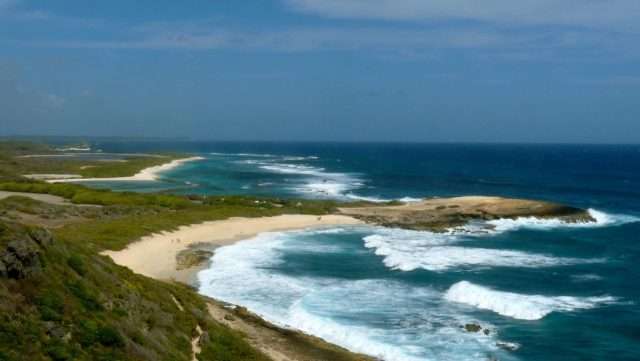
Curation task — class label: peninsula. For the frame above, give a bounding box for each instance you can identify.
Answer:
[339,195,594,231]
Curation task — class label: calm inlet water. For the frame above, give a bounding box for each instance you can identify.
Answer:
[90,142,640,361]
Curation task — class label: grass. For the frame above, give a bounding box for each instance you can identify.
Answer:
[0,181,194,208]
[0,192,368,361]
[54,197,337,251]
[0,220,270,361]
[0,140,185,181]
[0,140,377,361]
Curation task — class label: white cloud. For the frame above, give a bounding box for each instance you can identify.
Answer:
[285,0,640,30]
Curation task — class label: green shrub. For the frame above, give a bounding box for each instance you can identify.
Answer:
[36,291,65,322]
[45,341,72,361]
[67,280,102,311]
[76,320,98,347]
[96,326,124,348]
[67,255,86,276]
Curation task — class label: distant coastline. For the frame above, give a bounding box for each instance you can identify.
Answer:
[45,156,205,183]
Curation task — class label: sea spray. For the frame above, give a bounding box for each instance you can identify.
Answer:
[444,281,617,320]
[362,226,604,272]
[197,228,505,361]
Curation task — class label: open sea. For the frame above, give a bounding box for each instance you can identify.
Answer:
[88,142,640,361]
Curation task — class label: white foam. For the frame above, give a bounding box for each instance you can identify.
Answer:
[344,193,390,202]
[210,152,275,157]
[345,193,424,203]
[445,281,616,320]
[487,208,638,232]
[571,274,604,282]
[260,163,326,176]
[300,181,354,198]
[198,229,503,361]
[398,196,424,203]
[217,152,425,202]
[282,156,319,161]
[362,228,602,272]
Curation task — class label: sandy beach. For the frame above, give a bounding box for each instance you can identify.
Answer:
[102,214,363,284]
[46,156,205,183]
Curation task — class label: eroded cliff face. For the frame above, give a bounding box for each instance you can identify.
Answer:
[339,196,594,231]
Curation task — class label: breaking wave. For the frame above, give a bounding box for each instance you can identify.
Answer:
[362,227,603,272]
[211,151,422,202]
[487,209,638,232]
[197,230,506,361]
[444,281,617,320]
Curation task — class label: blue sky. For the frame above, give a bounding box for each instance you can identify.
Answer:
[1,0,639,143]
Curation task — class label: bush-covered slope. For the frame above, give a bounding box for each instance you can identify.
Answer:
[0,220,270,361]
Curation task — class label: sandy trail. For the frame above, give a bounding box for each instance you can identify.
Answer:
[0,191,73,206]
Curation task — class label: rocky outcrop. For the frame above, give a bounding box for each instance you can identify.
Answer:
[462,323,491,335]
[339,196,594,231]
[496,341,520,351]
[175,248,213,271]
[0,223,51,279]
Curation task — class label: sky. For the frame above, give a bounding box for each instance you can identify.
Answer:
[1,0,639,143]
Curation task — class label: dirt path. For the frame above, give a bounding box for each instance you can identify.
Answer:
[0,191,72,206]
[0,191,101,208]
[191,325,203,361]
[170,293,202,361]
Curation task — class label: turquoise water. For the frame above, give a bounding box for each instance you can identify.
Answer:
[87,142,640,361]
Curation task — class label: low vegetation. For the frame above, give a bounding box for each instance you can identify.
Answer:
[0,140,376,360]
[0,140,377,360]
[0,140,182,181]
[0,220,270,361]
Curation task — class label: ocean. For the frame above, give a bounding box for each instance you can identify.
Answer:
[91,142,640,361]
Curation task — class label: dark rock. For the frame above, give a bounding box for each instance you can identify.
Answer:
[496,341,520,351]
[49,326,67,339]
[483,329,491,336]
[463,323,483,333]
[175,248,213,270]
[0,228,47,279]
[44,321,68,341]
[1,237,43,279]
[198,331,210,346]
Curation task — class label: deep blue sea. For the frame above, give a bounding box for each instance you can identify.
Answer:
[88,142,640,361]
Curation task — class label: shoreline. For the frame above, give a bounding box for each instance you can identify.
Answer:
[102,214,363,285]
[45,156,205,183]
[102,214,373,360]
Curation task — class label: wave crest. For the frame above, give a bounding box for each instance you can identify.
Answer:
[444,281,616,320]
[363,228,603,272]
[487,209,638,232]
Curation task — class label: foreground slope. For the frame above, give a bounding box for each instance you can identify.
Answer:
[0,220,270,361]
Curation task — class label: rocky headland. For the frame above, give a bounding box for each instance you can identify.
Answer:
[339,196,594,231]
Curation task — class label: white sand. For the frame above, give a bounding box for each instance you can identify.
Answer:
[102,214,363,284]
[24,174,83,180]
[46,156,205,183]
